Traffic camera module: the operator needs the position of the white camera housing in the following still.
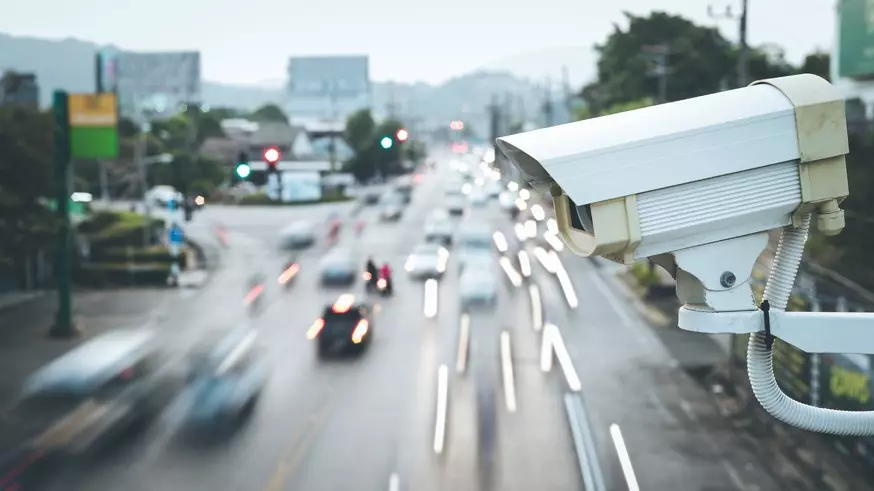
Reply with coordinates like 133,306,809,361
496,74,850,266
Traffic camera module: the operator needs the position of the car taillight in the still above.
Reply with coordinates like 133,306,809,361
306,318,325,340
351,320,369,344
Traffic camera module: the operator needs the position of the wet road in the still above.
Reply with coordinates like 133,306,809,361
61,159,791,491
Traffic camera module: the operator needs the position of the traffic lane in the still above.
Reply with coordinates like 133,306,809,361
264,214,445,491
61,234,336,491
537,253,786,490
490,267,582,491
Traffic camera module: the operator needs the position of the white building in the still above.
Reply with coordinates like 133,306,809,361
286,55,371,126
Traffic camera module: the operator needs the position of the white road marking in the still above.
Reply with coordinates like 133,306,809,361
433,364,449,454
498,256,523,287
518,250,532,277
423,279,439,318
609,424,640,491
548,324,582,392
500,331,517,413
540,324,554,372
456,314,471,374
529,284,543,331
564,393,608,491
388,472,400,491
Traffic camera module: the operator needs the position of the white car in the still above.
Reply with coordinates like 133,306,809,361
459,267,498,309
456,224,493,271
446,195,465,216
424,218,453,245
279,221,316,249
468,190,487,207
404,243,450,279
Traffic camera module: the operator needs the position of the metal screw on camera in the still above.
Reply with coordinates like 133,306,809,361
720,271,736,288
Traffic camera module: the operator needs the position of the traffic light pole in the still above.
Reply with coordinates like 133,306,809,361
51,90,77,338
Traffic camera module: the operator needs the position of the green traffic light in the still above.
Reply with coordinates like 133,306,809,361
380,137,393,149
236,164,251,178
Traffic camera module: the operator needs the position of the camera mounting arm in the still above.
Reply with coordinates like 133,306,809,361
673,232,874,355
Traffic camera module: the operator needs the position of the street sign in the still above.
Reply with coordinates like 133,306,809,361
169,224,184,245
68,93,119,159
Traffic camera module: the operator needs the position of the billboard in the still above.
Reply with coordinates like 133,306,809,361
111,51,201,118
838,0,874,78
286,56,370,123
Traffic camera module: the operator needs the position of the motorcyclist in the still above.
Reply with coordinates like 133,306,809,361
365,257,378,287
379,263,393,294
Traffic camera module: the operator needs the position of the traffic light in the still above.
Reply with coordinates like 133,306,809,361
396,129,409,142
380,137,393,149
263,147,281,172
236,152,251,179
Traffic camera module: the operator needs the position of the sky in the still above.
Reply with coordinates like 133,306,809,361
0,0,835,86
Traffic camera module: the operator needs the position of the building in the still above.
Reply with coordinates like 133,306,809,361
0,71,39,109
832,0,874,130
96,49,201,120
199,120,315,166
286,55,371,126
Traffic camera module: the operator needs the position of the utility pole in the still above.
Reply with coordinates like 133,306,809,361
541,79,554,127
708,0,749,87
562,66,573,123
50,90,76,337
642,44,670,103
326,80,338,172
387,84,397,119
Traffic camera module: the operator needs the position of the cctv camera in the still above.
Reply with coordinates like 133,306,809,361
496,74,849,267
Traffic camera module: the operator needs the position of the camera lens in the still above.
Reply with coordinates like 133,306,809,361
567,197,594,234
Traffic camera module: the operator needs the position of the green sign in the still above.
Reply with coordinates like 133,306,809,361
838,0,874,79
67,93,119,159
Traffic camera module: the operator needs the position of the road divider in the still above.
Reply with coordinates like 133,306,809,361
564,393,608,491
434,364,449,454
423,279,439,318
610,423,640,491
498,256,523,287
518,250,532,277
529,284,543,331
500,331,517,413
542,323,581,391
456,314,471,374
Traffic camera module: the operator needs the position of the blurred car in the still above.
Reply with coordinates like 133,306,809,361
0,330,178,489
446,195,465,216
308,295,373,357
468,189,487,207
405,243,449,279
430,209,450,221
456,224,494,271
145,185,184,208
279,221,316,249
183,328,267,432
459,266,498,309
319,250,357,286
379,194,404,221
485,181,502,199
361,189,382,205
424,217,453,245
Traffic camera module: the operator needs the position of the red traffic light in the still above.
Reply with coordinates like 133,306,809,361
396,129,409,142
263,147,281,164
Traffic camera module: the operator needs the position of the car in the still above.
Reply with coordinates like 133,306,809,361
0,330,179,489
456,224,493,271
361,189,382,205
183,328,268,433
459,266,498,309
430,209,450,221
405,243,450,279
308,294,373,357
319,251,357,286
446,195,465,216
279,221,316,249
485,181,502,199
424,218,453,245
379,201,404,221
469,189,487,207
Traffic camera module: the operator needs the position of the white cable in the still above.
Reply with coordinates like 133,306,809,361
747,214,874,434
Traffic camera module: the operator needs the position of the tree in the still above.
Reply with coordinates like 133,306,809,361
250,104,289,123
0,107,58,271
800,52,831,81
344,109,376,154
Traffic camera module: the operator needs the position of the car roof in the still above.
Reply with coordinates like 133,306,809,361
22,329,157,396
414,243,443,253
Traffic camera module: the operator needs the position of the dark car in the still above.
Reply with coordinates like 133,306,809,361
319,251,357,286
307,295,373,357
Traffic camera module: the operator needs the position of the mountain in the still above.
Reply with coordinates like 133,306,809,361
0,32,575,134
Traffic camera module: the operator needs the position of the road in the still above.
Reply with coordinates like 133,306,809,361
58,158,794,491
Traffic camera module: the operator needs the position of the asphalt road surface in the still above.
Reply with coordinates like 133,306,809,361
59,158,792,491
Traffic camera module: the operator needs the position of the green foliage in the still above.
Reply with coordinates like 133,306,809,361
800,52,831,81
238,191,352,206
149,153,227,195
0,106,58,267
250,104,289,123
630,261,661,287
79,211,163,248
89,245,188,269
74,262,171,287
342,110,411,182
345,109,376,154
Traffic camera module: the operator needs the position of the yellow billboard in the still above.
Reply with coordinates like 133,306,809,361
68,93,118,127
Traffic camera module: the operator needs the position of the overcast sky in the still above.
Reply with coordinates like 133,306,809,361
0,0,834,85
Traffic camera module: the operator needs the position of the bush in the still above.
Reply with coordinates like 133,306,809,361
631,261,661,287
82,212,164,248
239,192,274,205
89,245,189,269
74,262,171,287
238,190,354,206
77,211,122,234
